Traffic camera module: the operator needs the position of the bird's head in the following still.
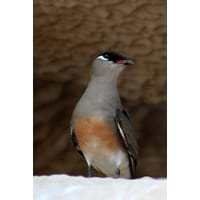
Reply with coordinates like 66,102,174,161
92,51,134,78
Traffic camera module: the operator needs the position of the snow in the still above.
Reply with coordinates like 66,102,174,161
34,175,166,200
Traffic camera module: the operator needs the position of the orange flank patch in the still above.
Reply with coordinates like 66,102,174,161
74,117,123,153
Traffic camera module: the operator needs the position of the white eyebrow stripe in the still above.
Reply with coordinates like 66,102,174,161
97,55,108,61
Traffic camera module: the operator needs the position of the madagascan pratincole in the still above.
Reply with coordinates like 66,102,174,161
70,52,138,178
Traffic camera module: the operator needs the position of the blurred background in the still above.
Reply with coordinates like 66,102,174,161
34,0,166,178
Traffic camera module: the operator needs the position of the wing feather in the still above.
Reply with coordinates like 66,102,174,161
115,109,138,178
70,127,85,159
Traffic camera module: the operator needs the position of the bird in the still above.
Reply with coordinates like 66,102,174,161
70,51,138,179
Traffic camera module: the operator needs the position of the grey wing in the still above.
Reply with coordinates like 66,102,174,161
114,108,138,178
70,127,85,159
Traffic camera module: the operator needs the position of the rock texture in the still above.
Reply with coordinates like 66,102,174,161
34,175,166,200
34,0,166,177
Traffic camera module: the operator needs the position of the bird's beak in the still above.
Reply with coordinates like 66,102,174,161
116,59,134,65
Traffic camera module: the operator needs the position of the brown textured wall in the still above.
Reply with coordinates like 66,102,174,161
34,0,167,177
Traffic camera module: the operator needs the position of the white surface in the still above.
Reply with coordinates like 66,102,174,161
34,175,166,200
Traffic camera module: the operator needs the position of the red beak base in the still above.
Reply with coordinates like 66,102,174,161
116,59,134,65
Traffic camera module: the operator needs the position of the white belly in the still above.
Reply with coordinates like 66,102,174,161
84,147,131,178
